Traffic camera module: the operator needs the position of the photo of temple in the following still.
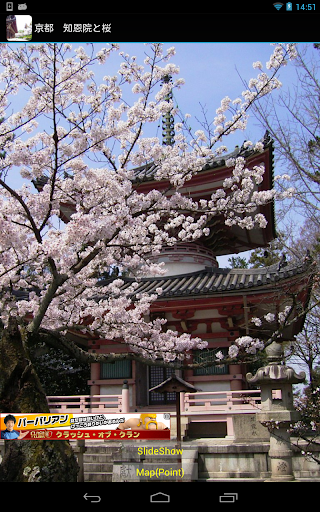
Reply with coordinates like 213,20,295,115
84,133,311,417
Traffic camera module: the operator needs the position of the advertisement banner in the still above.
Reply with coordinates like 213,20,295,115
0,412,170,440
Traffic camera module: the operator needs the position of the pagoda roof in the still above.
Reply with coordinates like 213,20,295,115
109,260,311,300
12,259,312,346
131,133,276,256
14,259,311,305
132,132,272,184
33,133,276,256
98,258,312,341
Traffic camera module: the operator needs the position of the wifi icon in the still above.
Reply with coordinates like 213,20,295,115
273,2,284,8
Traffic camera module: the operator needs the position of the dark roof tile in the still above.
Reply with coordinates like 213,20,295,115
99,260,311,300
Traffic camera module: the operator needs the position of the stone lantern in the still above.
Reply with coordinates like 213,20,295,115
246,340,305,481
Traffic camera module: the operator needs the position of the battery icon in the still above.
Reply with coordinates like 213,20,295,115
286,2,293,9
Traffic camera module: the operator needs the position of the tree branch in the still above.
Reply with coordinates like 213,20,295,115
37,327,243,370
0,178,42,243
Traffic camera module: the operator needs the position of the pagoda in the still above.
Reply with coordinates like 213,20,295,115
31,82,311,419
88,132,312,410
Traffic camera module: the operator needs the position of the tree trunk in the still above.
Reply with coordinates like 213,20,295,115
0,318,79,482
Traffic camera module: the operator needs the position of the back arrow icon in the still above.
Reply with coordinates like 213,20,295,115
84,493,101,503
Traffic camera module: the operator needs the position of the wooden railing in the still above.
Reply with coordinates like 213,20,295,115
47,389,261,415
46,394,122,413
183,389,261,413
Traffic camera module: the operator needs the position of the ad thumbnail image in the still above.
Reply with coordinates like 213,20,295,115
0,413,170,440
6,15,32,41
0,414,29,439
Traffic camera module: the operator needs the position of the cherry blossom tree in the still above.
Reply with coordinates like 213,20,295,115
0,43,297,362
0,42,299,481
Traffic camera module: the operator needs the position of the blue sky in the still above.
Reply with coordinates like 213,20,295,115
5,42,297,176
105,42,298,147
5,42,300,158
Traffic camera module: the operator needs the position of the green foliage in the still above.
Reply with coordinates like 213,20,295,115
228,236,286,269
227,256,249,269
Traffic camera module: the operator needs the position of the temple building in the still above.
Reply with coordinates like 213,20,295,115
87,133,312,410
6,15,17,40
32,78,312,417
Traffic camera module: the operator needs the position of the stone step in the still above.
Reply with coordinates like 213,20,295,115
83,443,122,482
85,472,113,482
84,453,115,463
84,462,113,472
83,444,122,454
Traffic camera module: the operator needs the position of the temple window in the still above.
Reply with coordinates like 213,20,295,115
101,360,132,379
193,348,229,375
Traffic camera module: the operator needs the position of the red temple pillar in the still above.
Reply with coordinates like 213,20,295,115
90,362,100,395
229,364,243,390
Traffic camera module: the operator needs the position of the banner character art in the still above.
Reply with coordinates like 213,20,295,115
117,414,169,431
0,414,29,439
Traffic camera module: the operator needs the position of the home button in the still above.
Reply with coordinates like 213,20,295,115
150,492,170,503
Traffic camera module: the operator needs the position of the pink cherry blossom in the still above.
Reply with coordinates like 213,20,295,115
0,43,296,363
